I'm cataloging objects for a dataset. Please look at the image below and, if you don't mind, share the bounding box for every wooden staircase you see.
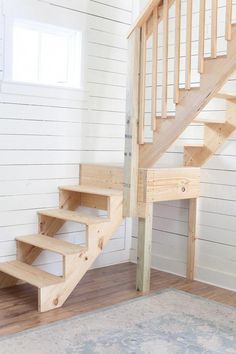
[1,0,236,312]
[0,181,123,312]
[124,0,236,292]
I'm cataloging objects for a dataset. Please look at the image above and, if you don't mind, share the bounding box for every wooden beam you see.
[123,28,141,217]
[162,0,168,118]
[138,167,200,203]
[211,0,218,58]
[139,23,147,144]
[187,198,197,280]
[185,0,192,89]
[198,0,205,73]
[152,6,158,130]
[136,202,153,293]
[80,164,123,190]
[225,0,232,40]
[174,0,181,103]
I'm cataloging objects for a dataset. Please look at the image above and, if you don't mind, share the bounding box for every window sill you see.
[1,80,88,101]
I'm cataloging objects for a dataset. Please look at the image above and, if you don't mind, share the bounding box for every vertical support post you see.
[187,198,198,280]
[136,202,153,293]
[123,28,141,217]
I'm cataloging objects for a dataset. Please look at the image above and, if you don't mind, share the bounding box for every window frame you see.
[2,0,88,100]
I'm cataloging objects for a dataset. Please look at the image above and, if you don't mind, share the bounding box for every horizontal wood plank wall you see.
[0,0,132,274]
[131,0,236,291]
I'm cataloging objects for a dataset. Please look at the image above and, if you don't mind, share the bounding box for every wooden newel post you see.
[187,198,198,280]
[123,28,141,218]
[136,203,153,293]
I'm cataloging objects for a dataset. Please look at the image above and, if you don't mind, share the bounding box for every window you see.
[11,20,83,89]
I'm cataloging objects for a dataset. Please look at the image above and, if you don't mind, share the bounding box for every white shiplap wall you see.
[0,0,132,274]
[131,0,236,291]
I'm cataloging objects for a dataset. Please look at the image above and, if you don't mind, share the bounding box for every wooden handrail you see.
[127,0,163,38]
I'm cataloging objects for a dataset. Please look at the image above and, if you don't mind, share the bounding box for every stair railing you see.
[124,0,233,217]
[128,0,233,146]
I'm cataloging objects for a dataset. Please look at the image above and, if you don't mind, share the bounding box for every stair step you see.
[216,92,236,100]
[184,143,204,147]
[16,234,86,256]
[38,209,109,225]
[204,54,227,61]
[194,117,226,124]
[59,185,123,197]
[0,261,63,288]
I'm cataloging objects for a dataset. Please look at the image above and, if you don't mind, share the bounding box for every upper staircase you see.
[0,0,236,312]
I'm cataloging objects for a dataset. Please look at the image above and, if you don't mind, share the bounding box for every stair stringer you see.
[38,195,123,312]
[139,24,236,168]
[184,100,236,166]
[0,193,82,289]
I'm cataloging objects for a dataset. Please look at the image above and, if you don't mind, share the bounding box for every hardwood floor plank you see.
[0,263,235,336]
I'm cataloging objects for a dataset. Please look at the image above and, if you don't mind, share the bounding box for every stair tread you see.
[38,209,109,225]
[0,261,63,288]
[184,143,205,147]
[194,117,226,124]
[59,185,123,197]
[16,234,86,256]
[216,92,236,100]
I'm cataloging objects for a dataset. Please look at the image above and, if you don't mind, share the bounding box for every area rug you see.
[0,289,235,354]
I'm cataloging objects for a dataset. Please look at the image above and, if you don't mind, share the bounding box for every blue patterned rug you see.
[0,289,235,354]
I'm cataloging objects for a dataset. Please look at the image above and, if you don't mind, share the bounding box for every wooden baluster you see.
[152,7,158,131]
[185,0,192,90]
[225,0,232,41]
[198,0,206,74]
[211,0,218,58]
[174,0,181,103]
[139,22,147,144]
[162,0,168,118]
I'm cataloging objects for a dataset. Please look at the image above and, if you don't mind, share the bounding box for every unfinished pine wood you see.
[216,92,236,100]
[136,203,153,293]
[139,24,236,168]
[59,185,122,197]
[152,6,158,130]
[185,100,236,166]
[39,195,123,312]
[198,0,206,73]
[174,0,181,103]
[127,0,163,38]
[80,164,124,190]
[162,0,168,118]
[139,23,147,144]
[225,0,232,40]
[39,209,109,225]
[0,261,63,289]
[185,0,192,90]
[187,199,197,280]
[123,28,140,217]
[211,0,218,58]
[138,167,200,203]
[16,235,86,256]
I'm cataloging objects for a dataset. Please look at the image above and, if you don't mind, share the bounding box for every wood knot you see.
[53,298,59,306]
[98,238,104,250]
[85,256,88,261]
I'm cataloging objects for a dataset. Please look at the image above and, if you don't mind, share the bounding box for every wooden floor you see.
[0,262,235,337]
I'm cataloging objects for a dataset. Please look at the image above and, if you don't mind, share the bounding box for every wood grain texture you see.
[0,263,235,337]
